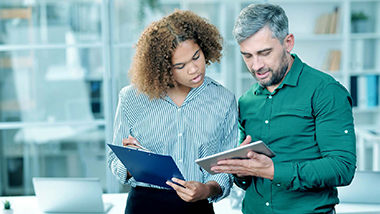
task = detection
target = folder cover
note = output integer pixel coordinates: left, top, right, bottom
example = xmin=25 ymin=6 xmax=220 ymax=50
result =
xmin=107 ymin=144 xmax=184 ymax=188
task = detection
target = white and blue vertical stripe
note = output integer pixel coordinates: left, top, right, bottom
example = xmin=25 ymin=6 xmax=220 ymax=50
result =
xmin=107 ymin=76 xmax=238 ymax=202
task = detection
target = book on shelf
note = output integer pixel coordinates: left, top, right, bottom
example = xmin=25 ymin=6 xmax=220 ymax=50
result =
xmin=325 ymin=50 xmax=341 ymax=71
xmin=0 ymin=8 xmax=32 ymax=20
xmin=367 ymin=75 xmax=379 ymax=107
xmin=0 ymin=56 xmax=33 ymax=69
xmin=314 ymin=13 xmax=329 ymax=34
xmin=350 ymin=76 xmax=358 ymax=107
xmin=350 ymin=75 xmax=379 ymax=108
xmin=314 ymin=7 xmax=340 ymax=34
xmin=329 ymin=7 xmax=339 ymax=34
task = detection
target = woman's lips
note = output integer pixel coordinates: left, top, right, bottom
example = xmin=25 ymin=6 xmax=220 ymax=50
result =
xmin=192 ymin=74 xmax=202 ymax=83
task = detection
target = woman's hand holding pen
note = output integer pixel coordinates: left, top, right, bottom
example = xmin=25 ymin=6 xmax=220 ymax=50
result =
xmin=166 ymin=179 xmax=221 ymax=202
xmin=122 ymin=135 xmax=149 ymax=151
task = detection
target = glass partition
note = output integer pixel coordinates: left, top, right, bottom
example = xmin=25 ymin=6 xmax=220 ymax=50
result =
xmin=0 ymin=1 xmax=102 ymax=45
xmin=0 ymin=0 xmax=106 ymax=196
xmin=0 ymin=48 xmax=103 ymax=123
xmin=0 ymin=126 xmax=106 ymax=195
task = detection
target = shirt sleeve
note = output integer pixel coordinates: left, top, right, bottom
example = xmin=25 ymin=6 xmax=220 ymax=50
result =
xmin=272 ymin=82 xmax=356 ymax=191
xmin=107 ymin=88 xmax=131 ymax=184
xmin=204 ymin=96 xmax=239 ymax=202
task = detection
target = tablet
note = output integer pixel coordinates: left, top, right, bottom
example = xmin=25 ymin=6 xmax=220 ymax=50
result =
xmin=195 ymin=140 xmax=275 ymax=174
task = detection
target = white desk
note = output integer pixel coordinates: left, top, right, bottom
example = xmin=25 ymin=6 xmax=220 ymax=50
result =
xmin=1 ymin=194 xmax=380 ymax=214
xmin=0 ymin=194 xmax=240 ymax=214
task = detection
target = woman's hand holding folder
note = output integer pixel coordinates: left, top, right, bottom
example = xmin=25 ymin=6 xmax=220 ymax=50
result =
xmin=166 ymin=178 xmax=221 ymax=202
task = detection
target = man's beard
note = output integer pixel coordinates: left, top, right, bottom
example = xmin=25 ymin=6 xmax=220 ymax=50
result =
xmin=252 ymin=51 xmax=289 ymax=87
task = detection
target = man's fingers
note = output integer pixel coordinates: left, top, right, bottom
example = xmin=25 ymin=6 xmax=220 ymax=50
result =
xmin=213 ymin=165 xmax=249 ymax=175
xmin=247 ymin=151 xmax=258 ymax=159
xmin=217 ymin=158 xmax=247 ymax=166
xmin=247 ymin=151 xmax=267 ymax=161
xmin=213 ymin=159 xmax=254 ymax=175
xmin=213 ymin=162 xmax=242 ymax=172
xmin=240 ymin=135 xmax=252 ymax=146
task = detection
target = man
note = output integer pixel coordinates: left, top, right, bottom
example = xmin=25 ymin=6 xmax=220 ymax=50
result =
xmin=211 ymin=3 xmax=356 ymax=214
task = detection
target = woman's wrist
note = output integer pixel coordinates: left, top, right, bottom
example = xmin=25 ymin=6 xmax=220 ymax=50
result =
xmin=205 ymin=181 xmax=222 ymax=199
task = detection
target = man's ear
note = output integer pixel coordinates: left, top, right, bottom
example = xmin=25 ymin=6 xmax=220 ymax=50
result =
xmin=284 ymin=34 xmax=294 ymax=53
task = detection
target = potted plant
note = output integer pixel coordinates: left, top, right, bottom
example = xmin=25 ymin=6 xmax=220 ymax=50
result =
xmin=2 ymin=200 xmax=13 ymax=214
xmin=351 ymin=11 xmax=369 ymax=33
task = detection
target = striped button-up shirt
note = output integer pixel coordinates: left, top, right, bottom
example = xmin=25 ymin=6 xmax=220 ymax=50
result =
xmin=107 ymin=76 xmax=238 ymax=202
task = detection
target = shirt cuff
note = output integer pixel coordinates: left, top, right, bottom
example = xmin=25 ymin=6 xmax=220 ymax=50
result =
xmin=272 ymin=161 xmax=294 ymax=188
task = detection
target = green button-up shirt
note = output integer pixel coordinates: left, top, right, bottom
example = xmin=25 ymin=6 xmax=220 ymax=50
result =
xmin=235 ymin=54 xmax=356 ymax=214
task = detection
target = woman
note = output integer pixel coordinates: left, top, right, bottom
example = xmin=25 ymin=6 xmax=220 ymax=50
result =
xmin=107 ymin=10 xmax=238 ymax=214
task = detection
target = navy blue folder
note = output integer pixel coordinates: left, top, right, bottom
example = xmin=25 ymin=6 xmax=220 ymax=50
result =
xmin=107 ymin=144 xmax=184 ymax=188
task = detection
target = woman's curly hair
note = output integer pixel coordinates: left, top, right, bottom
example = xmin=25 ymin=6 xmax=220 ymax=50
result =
xmin=129 ymin=10 xmax=223 ymax=99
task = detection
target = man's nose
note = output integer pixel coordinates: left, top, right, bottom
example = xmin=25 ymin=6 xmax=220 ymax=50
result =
xmin=251 ymin=57 xmax=264 ymax=72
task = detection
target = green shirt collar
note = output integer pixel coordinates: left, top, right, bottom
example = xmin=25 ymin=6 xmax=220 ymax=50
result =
xmin=254 ymin=54 xmax=303 ymax=95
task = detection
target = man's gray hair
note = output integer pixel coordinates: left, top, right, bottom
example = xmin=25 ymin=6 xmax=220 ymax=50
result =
xmin=233 ymin=3 xmax=289 ymax=44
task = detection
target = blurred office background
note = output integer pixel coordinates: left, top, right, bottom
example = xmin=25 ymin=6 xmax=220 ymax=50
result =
xmin=0 ymin=0 xmax=379 ymax=197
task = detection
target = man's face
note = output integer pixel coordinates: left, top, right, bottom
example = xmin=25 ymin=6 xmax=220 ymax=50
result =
xmin=239 ymin=26 xmax=293 ymax=89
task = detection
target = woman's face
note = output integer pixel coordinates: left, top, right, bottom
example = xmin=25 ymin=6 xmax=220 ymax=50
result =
xmin=171 ymin=40 xmax=206 ymax=93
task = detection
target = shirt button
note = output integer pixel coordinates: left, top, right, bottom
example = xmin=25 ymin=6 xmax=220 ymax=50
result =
xmin=344 ymin=130 xmax=348 ymax=134
xmin=265 ymin=202 xmax=270 ymax=206
xmin=268 ymin=95 xmax=272 ymax=99
xmin=276 ymin=183 xmax=281 ymax=187
xmin=178 ymin=159 xmax=183 ymax=163
xmin=178 ymin=133 xmax=183 ymax=137
xmin=242 ymin=181 xmax=246 ymax=184
xmin=177 ymin=108 xmax=181 ymax=112
xmin=265 ymin=120 xmax=269 ymax=124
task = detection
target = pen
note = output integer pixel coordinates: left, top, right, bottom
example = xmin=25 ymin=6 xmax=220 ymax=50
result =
xmin=125 ymin=142 xmax=150 ymax=152
xmin=135 ymin=144 xmax=150 ymax=152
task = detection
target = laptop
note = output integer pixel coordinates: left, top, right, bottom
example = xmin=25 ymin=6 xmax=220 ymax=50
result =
xmin=33 ymin=177 xmax=112 ymax=213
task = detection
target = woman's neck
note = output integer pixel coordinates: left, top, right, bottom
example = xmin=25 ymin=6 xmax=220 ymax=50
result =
xmin=166 ymin=86 xmax=191 ymax=107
